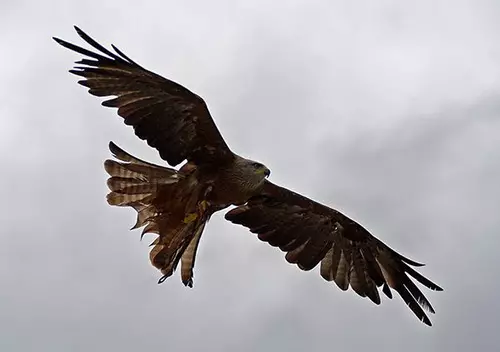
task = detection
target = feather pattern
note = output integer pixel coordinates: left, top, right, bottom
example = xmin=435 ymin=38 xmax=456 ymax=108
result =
xmin=103 ymin=142 xmax=181 ymax=209
xmin=103 ymin=142 xmax=213 ymax=287
xmin=225 ymin=180 xmax=443 ymax=326
xmin=53 ymin=26 xmax=234 ymax=166
xmin=180 ymin=222 xmax=206 ymax=287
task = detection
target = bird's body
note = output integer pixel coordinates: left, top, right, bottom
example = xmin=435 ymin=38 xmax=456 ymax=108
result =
xmin=105 ymin=144 xmax=269 ymax=285
xmin=54 ymin=27 xmax=443 ymax=326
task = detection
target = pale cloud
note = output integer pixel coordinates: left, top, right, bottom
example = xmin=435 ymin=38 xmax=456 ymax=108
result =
xmin=1 ymin=1 xmax=499 ymax=351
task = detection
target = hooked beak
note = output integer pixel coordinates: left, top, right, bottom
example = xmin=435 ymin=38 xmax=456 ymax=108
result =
xmin=264 ymin=168 xmax=271 ymax=178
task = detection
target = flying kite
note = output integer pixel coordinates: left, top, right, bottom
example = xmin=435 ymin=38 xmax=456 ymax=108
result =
xmin=54 ymin=26 xmax=442 ymax=326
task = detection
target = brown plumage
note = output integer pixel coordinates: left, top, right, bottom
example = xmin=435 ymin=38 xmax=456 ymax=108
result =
xmin=225 ymin=182 xmax=442 ymax=325
xmin=54 ymin=26 xmax=442 ymax=326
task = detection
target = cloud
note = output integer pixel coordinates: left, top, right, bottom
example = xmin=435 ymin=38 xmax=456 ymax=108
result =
xmin=1 ymin=1 xmax=499 ymax=351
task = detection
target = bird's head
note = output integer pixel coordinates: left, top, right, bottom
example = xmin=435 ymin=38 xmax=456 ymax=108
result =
xmin=235 ymin=157 xmax=271 ymax=187
xmin=250 ymin=161 xmax=271 ymax=178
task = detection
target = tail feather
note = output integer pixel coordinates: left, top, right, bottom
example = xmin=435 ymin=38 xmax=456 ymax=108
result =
xmin=180 ymin=223 xmax=206 ymax=287
xmin=108 ymin=176 xmax=173 ymax=195
xmin=151 ymin=219 xmax=201 ymax=284
xmin=142 ymin=222 xmax=160 ymax=238
xmin=107 ymin=176 xmax=143 ymax=192
xmin=104 ymin=159 xmax=145 ymax=180
xmin=107 ymin=192 xmax=153 ymax=206
xmin=130 ymin=204 xmax=156 ymax=230
xmin=109 ymin=141 xmax=155 ymax=165
xmin=149 ymin=210 xmax=212 ymax=287
xmin=104 ymin=141 xmax=212 ymax=287
xmin=104 ymin=159 xmax=178 ymax=181
xmin=104 ymin=142 xmax=182 ymax=209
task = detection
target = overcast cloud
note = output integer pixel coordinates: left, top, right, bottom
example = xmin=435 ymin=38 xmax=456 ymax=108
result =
xmin=1 ymin=1 xmax=499 ymax=351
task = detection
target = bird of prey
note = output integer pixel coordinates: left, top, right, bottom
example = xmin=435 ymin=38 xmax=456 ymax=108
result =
xmin=54 ymin=26 xmax=442 ymax=326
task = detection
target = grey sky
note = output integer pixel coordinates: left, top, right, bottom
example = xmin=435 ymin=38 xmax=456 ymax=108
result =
xmin=2 ymin=1 xmax=499 ymax=351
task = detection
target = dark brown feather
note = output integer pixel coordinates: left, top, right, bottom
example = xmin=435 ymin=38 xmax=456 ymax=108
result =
xmin=54 ymin=27 xmax=234 ymax=167
xmin=225 ymin=180 xmax=443 ymax=326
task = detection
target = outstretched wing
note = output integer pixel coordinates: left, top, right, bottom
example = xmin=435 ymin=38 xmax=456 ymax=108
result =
xmin=53 ymin=26 xmax=233 ymax=167
xmin=225 ymin=181 xmax=443 ymax=326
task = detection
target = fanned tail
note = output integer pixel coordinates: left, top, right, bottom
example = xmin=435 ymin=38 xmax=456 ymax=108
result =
xmin=105 ymin=141 xmax=180 ymax=207
xmin=104 ymin=141 xmax=211 ymax=287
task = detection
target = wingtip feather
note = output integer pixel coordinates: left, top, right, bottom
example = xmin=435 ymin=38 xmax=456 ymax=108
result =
xmin=74 ymin=25 xmax=87 ymax=40
xmin=52 ymin=36 xmax=63 ymax=45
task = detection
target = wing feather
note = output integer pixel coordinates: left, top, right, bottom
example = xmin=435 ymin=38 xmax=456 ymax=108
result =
xmin=54 ymin=26 xmax=234 ymax=166
xmin=335 ymin=248 xmax=351 ymax=291
xmin=225 ymin=180 xmax=442 ymax=326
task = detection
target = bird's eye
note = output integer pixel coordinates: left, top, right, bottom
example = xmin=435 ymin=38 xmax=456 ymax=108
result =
xmin=252 ymin=162 xmax=262 ymax=168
